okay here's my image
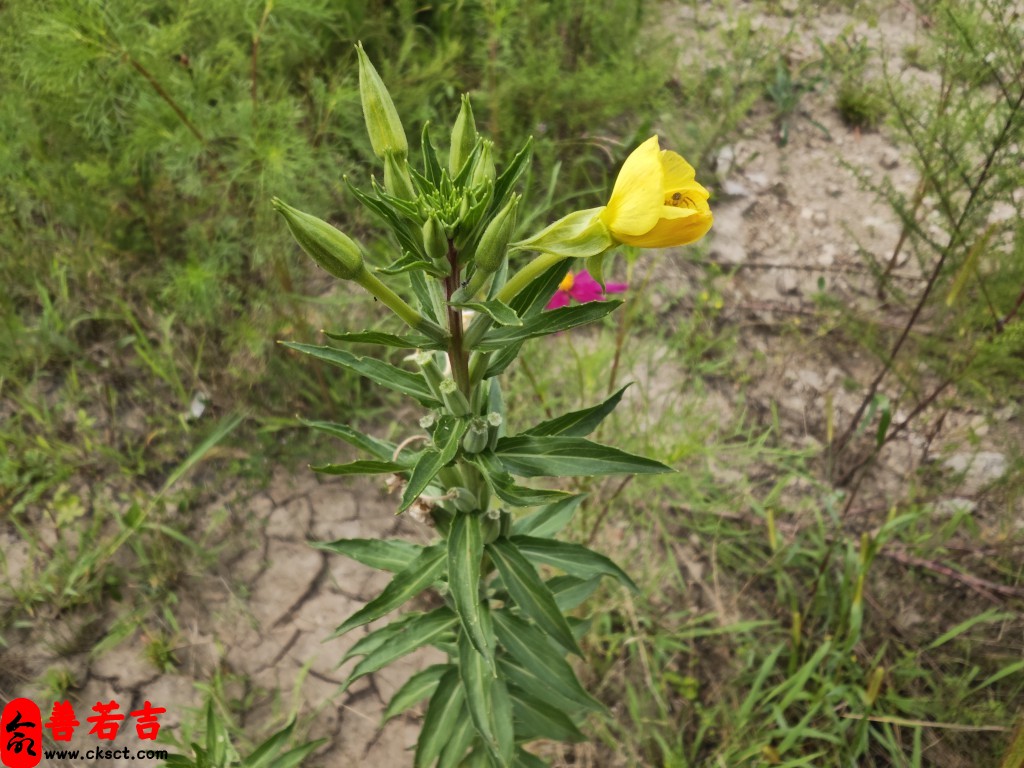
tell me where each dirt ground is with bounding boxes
[4,4,1019,767]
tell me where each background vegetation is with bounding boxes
[1,0,1021,766]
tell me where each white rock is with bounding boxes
[943,451,1007,494]
[881,148,901,169]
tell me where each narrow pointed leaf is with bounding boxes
[282,342,440,407]
[311,538,423,574]
[383,664,451,724]
[512,495,586,537]
[476,301,622,350]
[448,514,494,668]
[509,687,586,743]
[301,420,402,464]
[492,677,516,765]
[340,611,428,666]
[311,459,405,476]
[436,711,477,768]
[346,179,425,258]
[509,260,570,317]
[322,329,442,349]
[495,435,672,478]
[452,299,522,327]
[487,539,581,656]
[458,629,502,763]
[401,417,468,512]
[547,575,603,612]
[522,385,630,438]
[333,544,446,636]
[483,340,525,379]
[514,748,550,767]
[510,535,638,591]
[492,137,533,214]
[415,668,465,768]
[472,454,574,507]
[493,610,603,712]
[347,608,457,687]
[421,122,443,186]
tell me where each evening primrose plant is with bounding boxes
[272,44,712,767]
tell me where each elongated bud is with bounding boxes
[475,195,519,274]
[472,140,496,189]
[383,151,416,200]
[449,95,478,176]
[272,198,363,280]
[356,42,408,160]
[423,216,449,262]
[439,378,471,416]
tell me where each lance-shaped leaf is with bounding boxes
[415,667,465,768]
[302,419,403,464]
[333,544,446,637]
[458,629,503,764]
[492,676,516,764]
[547,575,603,612]
[345,608,457,689]
[487,539,581,656]
[509,687,587,744]
[471,453,574,508]
[421,122,443,186]
[379,250,450,279]
[401,417,468,512]
[495,435,672,478]
[383,663,451,724]
[510,260,571,317]
[322,329,443,350]
[346,178,425,258]
[522,385,630,438]
[436,709,477,768]
[514,747,551,768]
[451,299,522,327]
[510,535,638,592]
[491,137,533,213]
[340,611,428,666]
[448,514,494,669]
[512,494,586,538]
[483,340,524,380]
[476,301,622,351]
[311,538,423,573]
[493,610,603,713]
[311,459,406,476]
[282,342,440,407]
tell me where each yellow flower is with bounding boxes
[600,135,712,248]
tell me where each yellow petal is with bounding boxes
[602,136,664,237]
[660,149,697,188]
[614,204,713,248]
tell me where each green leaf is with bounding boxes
[522,385,630,438]
[495,435,673,477]
[322,329,443,350]
[492,137,533,212]
[493,677,516,765]
[311,538,423,573]
[301,420,403,464]
[509,260,571,318]
[415,668,465,768]
[472,453,574,508]
[243,721,298,768]
[487,539,581,656]
[452,298,522,327]
[379,250,450,278]
[401,417,469,512]
[310,459,405,476]
[493,610,603,713]
[483,341,525,380]
[448,514,494,669]
[347,179,425,259]
[436,710,477,768]
[512,495,586,537]
[282,342,440,407]
[333,544,446,637]
[510,535,638,591]
[547,575,603,612]
[509,686,586,744]
[476,300,622,351]
[383,664,451,724]
[421,122,443,186]
[514,747,550,768]
[458,629,503,763]
[340,611,429,666]
[346,608,457,688]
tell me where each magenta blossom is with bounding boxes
[546,270,627,310]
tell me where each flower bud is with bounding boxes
[474,195,518,275]
[471,140,496,189]
[423,215,449,262]
[383,151,416,199]
[461,418,489,454]
[356,42,408,160]
[272,198,364,280]
[449,95,478,176]
[439,377,471,416]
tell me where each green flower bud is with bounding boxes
[449,95,478,176]
[474,195,519,275]
[383,151,416,200]
[423,215,449,262]
[461,418,489,454]
[439,377,471,416]
[450,487,478,513]
[272,198,364,280]
[356,42,408,160]
[471,140,496,189]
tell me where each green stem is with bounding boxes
[356,268,447,342]
[495,251,564,304]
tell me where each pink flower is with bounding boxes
[546,270,627,310]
